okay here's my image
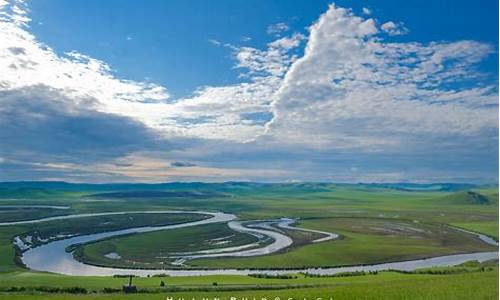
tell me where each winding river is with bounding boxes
[2,210,497,277]
[0,205,69,210]
[170,220,294,260]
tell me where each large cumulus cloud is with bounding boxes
[267,4,497,150]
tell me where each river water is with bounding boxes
[4,210,497,277]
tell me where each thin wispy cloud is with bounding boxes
[362,7,372,15]
[266,22,289,36]
[381,21,409,36]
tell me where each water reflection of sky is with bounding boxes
[17,210,500,277]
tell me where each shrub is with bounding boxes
[66,286,88,294]
[102,287,121,293]
[248,274,298,279]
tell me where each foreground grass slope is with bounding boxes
[0,269,497,300]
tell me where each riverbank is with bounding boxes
[12,210,497,277]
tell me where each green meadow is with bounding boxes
[76,223,263,268]
[0,269,497,300]
[0,182,497,299]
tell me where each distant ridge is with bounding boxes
[0,181,492,192]
[438,191,493,205]
[88,190,227,199]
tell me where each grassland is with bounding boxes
[65,185,499,269]
[190,217,496,269]
[0,207,73,223]
[75,223,262,268]
[0,182,497,299]
[451,221,499,240]
[0,267,497,299]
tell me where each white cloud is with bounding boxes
[235,33,305,77]
[0,0,302,142]
[161,33,305,142]
[208,39,221,46]
[0,1,176,133]
[362,7,371,15]
[381,21,409,36]
[267,4,497,149]
[7,152,293,183]
[2,1,496,149]
[80,154,292,183]
[266,22,289,36]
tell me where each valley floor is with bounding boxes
[0,182,498,299]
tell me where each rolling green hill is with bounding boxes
[439,191,492,205]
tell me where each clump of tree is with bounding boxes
[152,273,170,277]
[1,286,88,294]
[248,273,298,279]
[303,270,378,278]
[113,274,137,278]
[390,267,495,275]
[102,287,121,293]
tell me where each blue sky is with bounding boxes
[0,0,498,183]
[27,0,499,97]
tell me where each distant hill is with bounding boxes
[355,183,483,192]
[0,181,491,196]
[88,190,227,199]
[439,191,492,205]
